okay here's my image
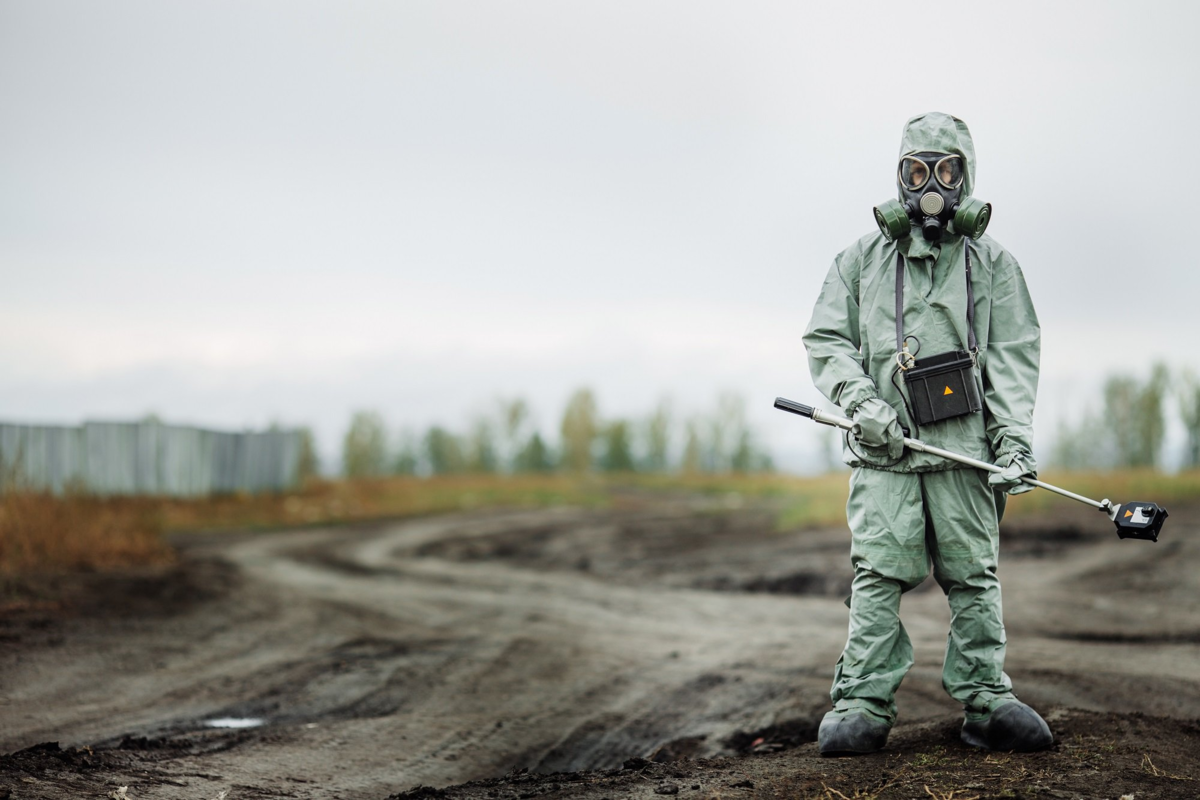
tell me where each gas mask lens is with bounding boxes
[899,157,930,190]
[898,155,963,190]
[934,156,963,189]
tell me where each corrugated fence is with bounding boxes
[0,421,303,497]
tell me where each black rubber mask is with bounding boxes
[872,153,992,243]
[897,152,963,242]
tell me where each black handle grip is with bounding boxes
[775,395,912,437]
[773,397,815,418]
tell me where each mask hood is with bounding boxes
[899,112,976,199]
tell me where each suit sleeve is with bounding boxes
[802,250,880,416]
[982,252,1041,458]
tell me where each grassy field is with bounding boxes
[2,469,1197,577]
[0,492,174,575]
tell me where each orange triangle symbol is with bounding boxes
[943,386,954,395]
[1124,509,1133,518]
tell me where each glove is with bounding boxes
[989,451,1038,495]
[850,398,905,461]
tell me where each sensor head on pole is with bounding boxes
[1112,501,1168,542]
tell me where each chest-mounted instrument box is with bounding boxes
[902,349,982,425]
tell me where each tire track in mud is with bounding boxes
[0,508,856,798]
[214,509,852,778]
[4,504,1199,799]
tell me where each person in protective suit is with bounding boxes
[802,112,1053,755]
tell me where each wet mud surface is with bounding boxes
[1,497,1198,798]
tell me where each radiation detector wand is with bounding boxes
[773,396,1168,542]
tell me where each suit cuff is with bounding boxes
[843,392,880,418]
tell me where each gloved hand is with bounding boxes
[850,398,905,461]
[988,451,1038,495]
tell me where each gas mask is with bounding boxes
[873,152,992,242]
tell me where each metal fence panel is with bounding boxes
[0,420,302,497]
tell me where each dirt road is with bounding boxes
[2,496,1199,798]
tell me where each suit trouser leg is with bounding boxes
[923,469,1015,719]
[830,468,929,725]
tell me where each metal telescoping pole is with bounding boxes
[773,397,1110,512]
[903,440,1105,510]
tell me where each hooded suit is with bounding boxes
[803,112,1041,725]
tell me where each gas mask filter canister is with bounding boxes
[872,152,992,242]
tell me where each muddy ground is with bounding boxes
[1,492,1198,799]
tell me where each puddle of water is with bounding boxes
[204,717,264,729]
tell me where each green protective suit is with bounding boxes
[802,112,1041,725]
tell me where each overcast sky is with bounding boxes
[3,1,1199,471]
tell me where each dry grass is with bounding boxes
[1140,752,1193,781]
[157,473,613,532]
[154,472,853,535]
[0,474,611,576]
[1006,468,1200,513]
[776,468,1200,528]
[4,469,1200,577]
[0,491,173,576]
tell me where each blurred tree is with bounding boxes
[1052,364,1170,470]
[467,418,499,474]
[498,398,530,473]
[1103,377,1142,467]
[1051,414,1104,470]
[710,393,748,472]
[681,418,703,474]
[730,429,753,473]
[1142,363,1171,460]
[1104,363,1169,468]
[642,399,671,473]
[600,420,636,473]
[296,426,320,483]
[424,426,466,475]
[393,428,419,476]
[560,388,598,473]
[343,411,389,478]
[730,427,774,473]
[1178,370,1200,469]
[514,432,555,473]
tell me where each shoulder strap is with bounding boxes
[964,242,977,353]
[894,243,978,355]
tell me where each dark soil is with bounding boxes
[1,501,1197,799]
[385,710,1200,799]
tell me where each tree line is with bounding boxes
[1052,363,1200,470]
[339,389,773,478]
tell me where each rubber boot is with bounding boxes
[960,700,1053,752]
[818,711,891,756]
